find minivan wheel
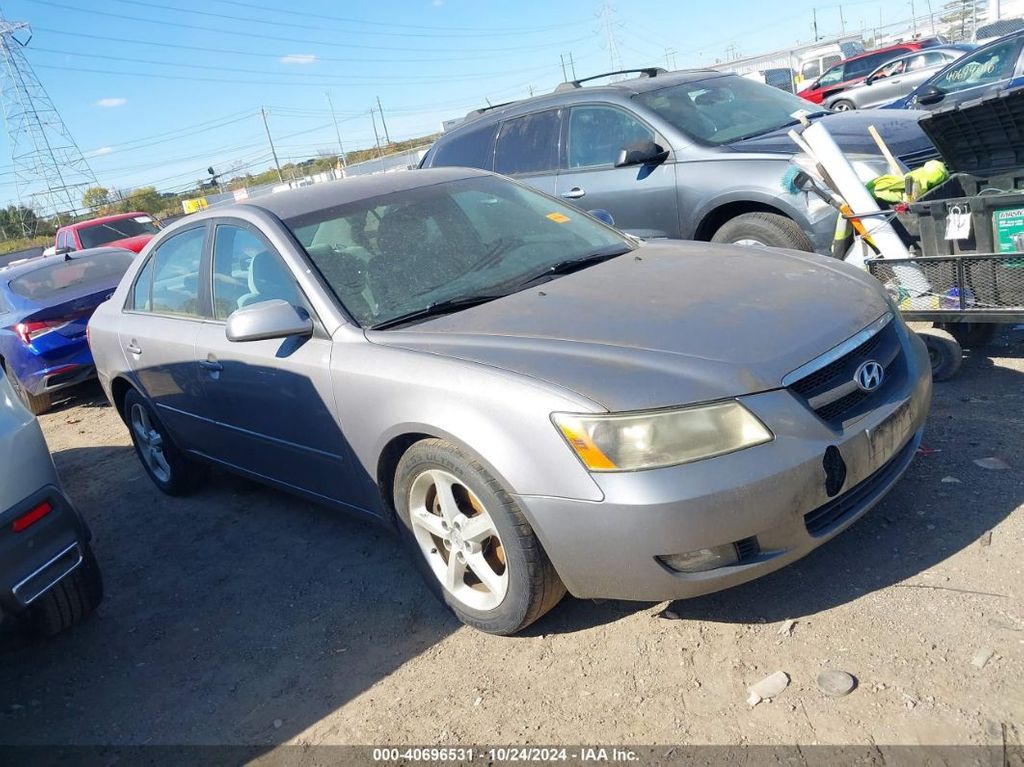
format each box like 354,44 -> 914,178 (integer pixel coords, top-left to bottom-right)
394,438 -> 566,635
123,388 -> 206,496
711,212 -> 814,251
2,360 -> 52,416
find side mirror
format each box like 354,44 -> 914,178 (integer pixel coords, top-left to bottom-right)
54,246 -> 73,256
225,299 -> 313,343
587,209 -> 615,226
916,84 -> 945,105
615,139 -> 669,168
865,74 -> 878,85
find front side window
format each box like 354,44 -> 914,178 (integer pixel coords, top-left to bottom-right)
78,215 -> 161,249
873,58 -> 908,80
567,106 -> 654,168
932,38 -> 1022,93
212,224 -> 305,320
286,176 -> 630,328
493,110 -> 560,175
147,227 -> 205,317
817,64 -> 845,86
638,75 -> 818,145
431,123 -> 498,170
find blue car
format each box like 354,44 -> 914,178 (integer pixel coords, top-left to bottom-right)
0,248 -> 136,414
884,29 -> 1024,110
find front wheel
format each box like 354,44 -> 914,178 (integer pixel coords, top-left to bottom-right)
711,212 -> 814,251
394,439 -> 565,635
830,99 -> 855,112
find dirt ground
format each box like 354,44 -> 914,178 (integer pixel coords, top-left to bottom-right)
1,328 -> 1022,752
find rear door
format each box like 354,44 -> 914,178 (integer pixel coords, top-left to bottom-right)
118,224 -> 211,447
192,220 -> 347,502
492,108 -> 561,196
555,104 -> 679,238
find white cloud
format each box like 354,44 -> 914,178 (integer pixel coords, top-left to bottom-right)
280,53 -> 316,65
85,146 -> 113,157
95,97 -> 127,108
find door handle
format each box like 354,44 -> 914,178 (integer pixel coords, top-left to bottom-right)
199,359 -> 223,372
561,187 -> 586,199
126,341 -> 142,355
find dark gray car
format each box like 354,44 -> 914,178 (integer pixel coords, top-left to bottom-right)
421,68 -> 937,253
88,169 -> 932,635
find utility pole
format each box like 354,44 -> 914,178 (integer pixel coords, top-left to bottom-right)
259,106 -> 283,184
812,8 -> 819,40
926,0 -> 935,33
370,109 -> 385,171
569,51 -> 577,79
665,48 -> 677,69
375,96 -> 391,145
839,6 -> 846,33
910,0 -> 918,35
325,92 -> 347,174
559,54 -> 568,81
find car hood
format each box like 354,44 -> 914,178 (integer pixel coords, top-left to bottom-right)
366,241 -> 890,411
103,234 -> 154,253
729,109 -> 930,159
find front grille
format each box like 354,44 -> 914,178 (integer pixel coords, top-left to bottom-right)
898,146 -> 941,169
788,319 -> 905,429
804,437 -> 917,536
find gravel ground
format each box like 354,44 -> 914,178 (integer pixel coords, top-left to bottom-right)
1,328 -> 1022,751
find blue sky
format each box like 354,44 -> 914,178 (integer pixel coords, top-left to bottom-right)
0,0 -> 914,208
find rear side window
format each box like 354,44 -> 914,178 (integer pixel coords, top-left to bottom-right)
493,110 -> 560,176
9,251 -> 135,300
431,123 -> 498,170
147,227 -> 205,317
131,257 -> 154,312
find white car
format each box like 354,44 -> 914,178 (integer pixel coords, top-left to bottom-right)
0,366 -> 102,635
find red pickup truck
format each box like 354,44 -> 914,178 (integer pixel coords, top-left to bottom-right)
54,212 -> 161,254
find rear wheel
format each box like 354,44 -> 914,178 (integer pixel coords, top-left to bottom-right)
123,388 -> 207,495
2,360 -> 52,416
830,99 -> 855,112
936,322 -> 1001,349
22,544 -> 103,637
918,328 -> 963,381
711,212 -> 814,251
394,439 -> 565,635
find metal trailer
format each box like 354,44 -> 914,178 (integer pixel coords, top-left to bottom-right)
867,253 -> 1024,379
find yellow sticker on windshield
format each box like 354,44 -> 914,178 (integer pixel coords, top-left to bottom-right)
546,212 -> 571,223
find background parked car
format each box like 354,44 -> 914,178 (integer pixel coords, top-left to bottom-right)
0,248 -> 136,414
798,42 -> 928,104
55,212 -> 162,255
422,68 -> 937,253
885,30 -> 1024,110
825,46 -> 973,111
0,364 -> 102,636
89,168 -> 931,635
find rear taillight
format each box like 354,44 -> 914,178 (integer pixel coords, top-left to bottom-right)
14,320 -> 65,346
12,501 -> 53,532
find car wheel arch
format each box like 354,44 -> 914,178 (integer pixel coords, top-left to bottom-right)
695,199 -> 804,242
110,375 -> 137,422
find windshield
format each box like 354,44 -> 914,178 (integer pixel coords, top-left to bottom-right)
285,175 -> 631,327
77,216 -> 161,249
10,251 -> 135,300
635,76 -> 819,145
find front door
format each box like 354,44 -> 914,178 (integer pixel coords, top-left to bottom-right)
555,105 -> 679,238
193,221 -> 348,502
118,224 -> 210,448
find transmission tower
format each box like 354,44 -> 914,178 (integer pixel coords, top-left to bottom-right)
598,2 -> 624,77
0,11 -> 98,232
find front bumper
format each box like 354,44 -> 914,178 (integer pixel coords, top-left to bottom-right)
0,486 -> 91,618
518,329 -> 932,601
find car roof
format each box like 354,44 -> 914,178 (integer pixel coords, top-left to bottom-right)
223,167 -> 491,221
64,212 -> 152,230
0,247 -> 133,281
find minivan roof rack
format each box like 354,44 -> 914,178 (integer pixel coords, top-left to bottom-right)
553,67 -> 667,92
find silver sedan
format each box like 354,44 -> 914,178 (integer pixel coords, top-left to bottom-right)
826,45 -> 973,110
88,168 -> 932,635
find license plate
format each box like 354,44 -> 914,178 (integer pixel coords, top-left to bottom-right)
866,399 -> 913,465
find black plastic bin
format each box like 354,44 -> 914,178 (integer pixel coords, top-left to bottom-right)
909,88 -> 1024,257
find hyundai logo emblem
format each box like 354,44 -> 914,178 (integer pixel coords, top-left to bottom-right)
854,360 -> 885,392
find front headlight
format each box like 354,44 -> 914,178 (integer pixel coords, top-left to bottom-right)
552,401 -> 773,472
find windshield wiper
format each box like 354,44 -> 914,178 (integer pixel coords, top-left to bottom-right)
730,112 -> 830,143
510,244 -> 632,288
370,293 -> 506,330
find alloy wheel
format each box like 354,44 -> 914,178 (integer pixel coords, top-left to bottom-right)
408,468 -> 509,611
130,403 -> 172,484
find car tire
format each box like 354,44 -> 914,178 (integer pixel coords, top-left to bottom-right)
917,328 -> 963,382
123,388 -> 207,496
22,544 -> 103,637
711,212 -> 814,251
830,99 -> 855,111
936,321 -> 1001,349
394,438 -> 566,635
2,360 -> 52,416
